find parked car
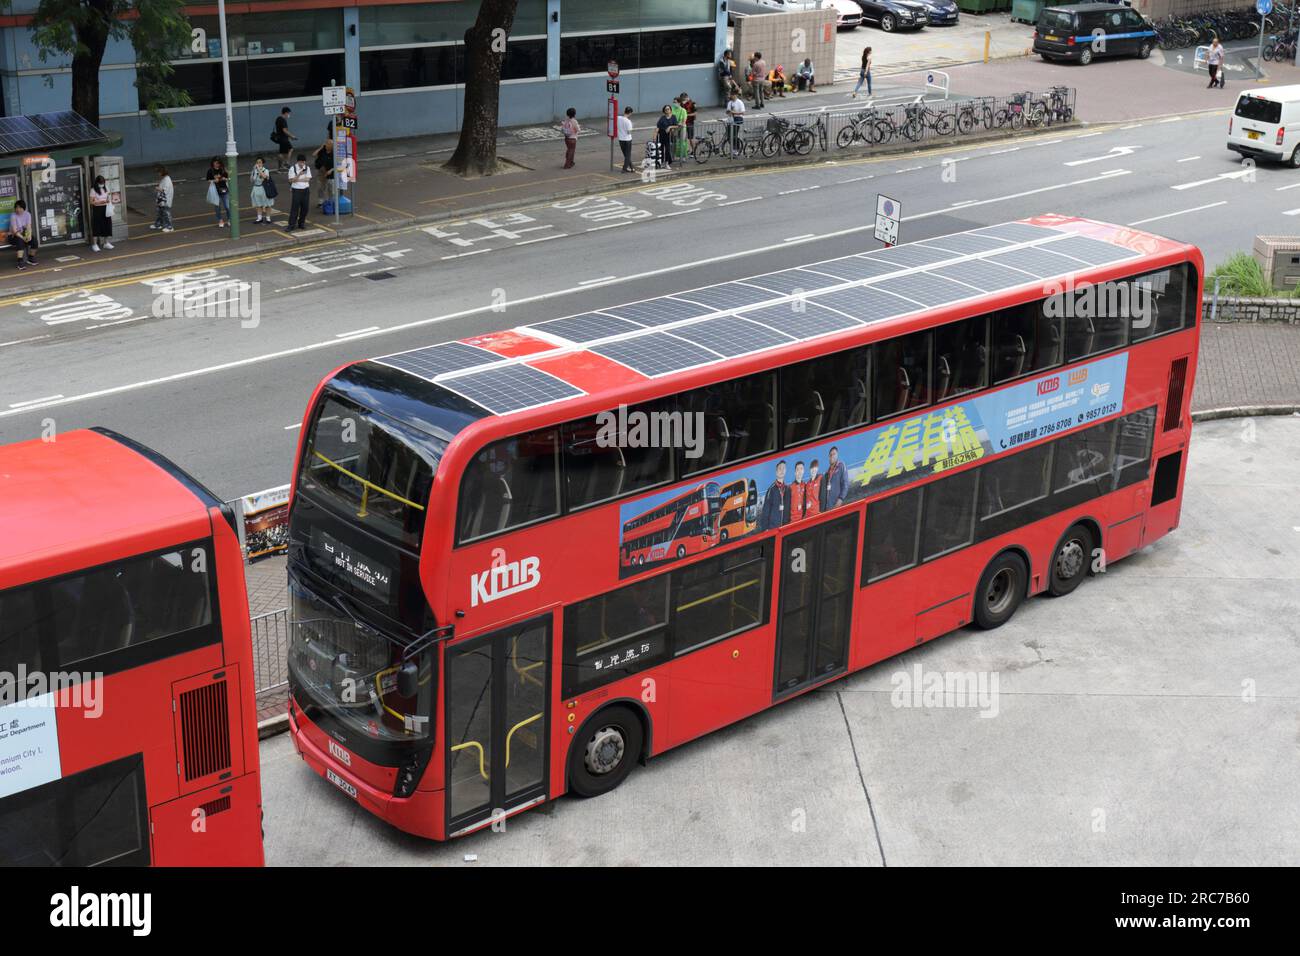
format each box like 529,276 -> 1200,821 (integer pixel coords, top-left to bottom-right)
825,0 -> 866,28
1033,3 -> 1155,65
857,0 -> 929,31
912,0 -> 960,25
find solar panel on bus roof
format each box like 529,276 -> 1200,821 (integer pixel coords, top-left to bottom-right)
741,268 -> 845,296
862,244 -> 956,269
931,257 -> 1038,293
600,296 -> 714,327
374,341 -> 502,379
530,312 -> 642,343
807,256 -> 904,282
916,232 -> 1013,256
674,281 -> 777,311
593,333 -> 720,377
874,272 -> 983,308
986,246 -> 1089,278
1042,235 -> 1139,266
812,285 -> 922,324
670,315 -> 795,356
742,302 -> 863,338
972,222 -> 1062,243
439,364 -> 584,413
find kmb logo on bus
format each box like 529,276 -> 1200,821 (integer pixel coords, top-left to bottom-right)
1037,376 -> 1061,396
471,555 -> 541,607
1068,368 -> 1089,386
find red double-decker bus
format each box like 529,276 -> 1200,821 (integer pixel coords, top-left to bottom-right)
285,215 -> 1198,840
0,428 -> 264,866
620,481 -> 721,568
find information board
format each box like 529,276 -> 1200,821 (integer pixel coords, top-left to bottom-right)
33,166 -> 85,245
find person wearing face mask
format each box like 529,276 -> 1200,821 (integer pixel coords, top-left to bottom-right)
89,175 -> 114,251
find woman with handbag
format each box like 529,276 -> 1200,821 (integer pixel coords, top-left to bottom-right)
250,157 -> 276,223
206,157 -> 231,228
151,165 -> 174,232
89,175 -> 114,252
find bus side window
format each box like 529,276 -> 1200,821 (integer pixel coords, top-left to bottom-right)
1053,420 -> 1117,494
873,331 -> 931,419
679,374 -> 776,476
920,469 -> 978,561
862,486 -> 922,584
781,345 -> 870,446
1130,265 -> 1189,342
934,315 -> 988,402
458,429 -> 560,543
0,587 -> 43,673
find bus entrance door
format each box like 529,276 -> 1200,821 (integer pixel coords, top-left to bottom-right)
444,614 -> 551,835
772,512 -> 860,700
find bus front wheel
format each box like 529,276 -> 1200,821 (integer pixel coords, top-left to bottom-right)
1049,524 -> 1094,596
973,552 -> 1028,629
568,705 -> 643,798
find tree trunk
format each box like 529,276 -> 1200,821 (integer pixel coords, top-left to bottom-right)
71,0 -> 113,126
444,0 -> 518,177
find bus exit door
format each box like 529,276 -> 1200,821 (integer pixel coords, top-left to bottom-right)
444,615 -> 550,835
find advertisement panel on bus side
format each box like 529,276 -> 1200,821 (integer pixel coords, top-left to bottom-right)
616,353 -> 1128,576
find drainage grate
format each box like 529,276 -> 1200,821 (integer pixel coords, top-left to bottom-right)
365,271 -> 396,281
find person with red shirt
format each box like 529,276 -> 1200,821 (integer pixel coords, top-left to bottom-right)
790,461 -> 808,521
804,459 -> 823,519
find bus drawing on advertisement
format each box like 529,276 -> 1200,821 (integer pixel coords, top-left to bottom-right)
283,215 -> 1200,841
0,428 -> 264,866
619,481 -> 721,569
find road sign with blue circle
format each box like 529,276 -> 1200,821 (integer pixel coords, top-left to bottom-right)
1257,0 -> 1273,18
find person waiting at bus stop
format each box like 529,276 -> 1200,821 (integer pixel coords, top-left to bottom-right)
8,199 -> 37,270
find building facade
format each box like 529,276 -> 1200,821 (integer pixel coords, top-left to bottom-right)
0,0 -> 726,164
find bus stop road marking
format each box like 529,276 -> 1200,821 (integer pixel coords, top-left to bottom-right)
1128,201 -> 1226,226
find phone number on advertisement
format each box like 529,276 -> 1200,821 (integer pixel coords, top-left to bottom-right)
1081,401 -> 1119,423
1036,416 -> 1075,437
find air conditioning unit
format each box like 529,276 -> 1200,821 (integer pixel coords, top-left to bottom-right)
1253,235 -> 1300,289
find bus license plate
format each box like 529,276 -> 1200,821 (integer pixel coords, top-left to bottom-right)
1247,130 -> 1261,140
326,768 -> 357,799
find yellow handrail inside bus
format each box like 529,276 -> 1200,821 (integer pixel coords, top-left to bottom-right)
451,740 -> 487,781
510,634 -> 545,689
676,578 -> 757,613
506,713 -> 542,768
311,450 -> 427,516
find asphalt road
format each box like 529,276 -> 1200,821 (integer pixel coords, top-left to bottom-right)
0,109 -> 1285,500
260,415 -> 1300,865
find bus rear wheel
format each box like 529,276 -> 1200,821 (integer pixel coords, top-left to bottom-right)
973,552 -> 1028,629
568,705 -> 643,798
1049,523 -> 1094,596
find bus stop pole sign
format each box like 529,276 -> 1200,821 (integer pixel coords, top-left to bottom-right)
874,194 -> 901,247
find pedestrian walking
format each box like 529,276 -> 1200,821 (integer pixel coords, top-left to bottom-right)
9,199 -> 37,270
670,96 -> 689,163
726,90 -> 746,156
852,48 -> 873,98
250,157 -> 275,222
273,107 -> 295,170
617,106 -> 635,173
561,107 -> 580,168
151,165 -> 174,232
287,153 -> 312,231
718,49 -> 736,98
1207,37 -> 1224,88
206,157 -> 231,228
655,105 -> 677,170
750,52 -> 768,109
88,175 -> 114,251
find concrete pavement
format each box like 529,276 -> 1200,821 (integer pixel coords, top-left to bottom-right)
259,415 -> 1300,865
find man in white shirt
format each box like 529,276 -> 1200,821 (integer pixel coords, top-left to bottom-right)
287,153 -> 312,231
617,106 -> 635,173
726,93 -> 746,156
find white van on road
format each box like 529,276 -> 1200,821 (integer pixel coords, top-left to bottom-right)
1228,85 -> 1300,166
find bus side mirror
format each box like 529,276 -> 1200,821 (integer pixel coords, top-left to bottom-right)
397,660 -> 420,698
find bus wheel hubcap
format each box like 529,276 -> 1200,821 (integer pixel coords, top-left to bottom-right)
1058,540 -> 1084,579
986,569 -> 1014,615
586,727 -> 625,775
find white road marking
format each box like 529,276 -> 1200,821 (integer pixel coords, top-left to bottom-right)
586,222 -> 633,231
1076,131 -> 1103,138
656,209 -> 698,218
1064,145 -> 1140,166
9,394 -> 63,408
284,422 -> 302,430
717,196 -> 762,206
1031,139 -> 1063,147
838,176 -> 874,183
1128,201 -> 1227,225
0,334 -> 51,348
1172,168 -> 1253,190
272,280 -> 328,293
1120,123 -> 1140,130
1282,207 -> 1300,216
786,233 -> 816,241
0,169 -> 1142,421
579,276 -> 616,285
1277,182 -> 1300,191
335,326 -> 381,337
989,147 -> 1020,155
515,234 -> 567,245
441,248 -> 492,259
55,255 -> 80,263
1177,156 -> 1201,163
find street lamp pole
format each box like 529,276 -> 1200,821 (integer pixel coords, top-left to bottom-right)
217,0 -> 240,239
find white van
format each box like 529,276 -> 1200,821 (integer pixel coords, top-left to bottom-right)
1228,85 -> 1300,165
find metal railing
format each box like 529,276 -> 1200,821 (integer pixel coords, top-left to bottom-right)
252,607 -> 291,696
672,88 -> 1076,168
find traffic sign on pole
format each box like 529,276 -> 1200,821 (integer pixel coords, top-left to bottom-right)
874,194 -> 901,247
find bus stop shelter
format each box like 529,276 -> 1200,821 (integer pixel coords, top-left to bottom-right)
0,112 -> 125,248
